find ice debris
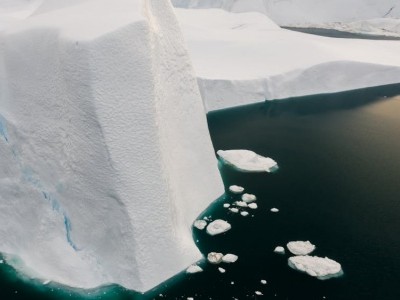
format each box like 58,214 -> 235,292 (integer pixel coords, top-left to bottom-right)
229,185 -> 244,194
193,220 -> 207,230
229,207 -> 239,213
242,193 -> 257,203
274,246 -> 285,254
206,220 -> 231,236
287,241 -> 316,255
240,211 -> 249,217
248,203 -> 258,209
235,201 -> 248,207
186,265 -> 203,274
207,252 -> 224,264
255,291 -> 263,295
217,150 -> 278,173
222,254 -> 238,263
223,203 -> 230,208
260,279 -> 267,285
270,208 -> 279,213
218,267 -> 226,273
288,256 -> 343,279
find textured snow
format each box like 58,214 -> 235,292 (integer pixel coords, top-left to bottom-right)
242,193 -> 257,203
229,185 -> 244,194
287,241 -> 316,256
218,150 -> 278,173
186,265 -> 203,274
288,256 -> 343,279
222,254 -> 238,263
194,220 -> 208,230
0,0 -> 223,292
174,7 -> 400,111
274,246 -> 285,254
207,252 -> 224,264
206,220 -> 232,235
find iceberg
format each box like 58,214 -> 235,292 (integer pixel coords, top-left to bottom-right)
287,241 -> 316,256
186,265 -> 203,274
248,203 -> 258,209
207,252 -> 224,264
218,150 -> 278,173
242,193 -> 257,203
0,0 -> 223,292
206,220 -> 232,236
270,208 -> 279,213
222,254 -> 238,263
274,246 -> 285,255
229,185 -> 244,194
194,220 -> 208,230
288,256 -> 343,279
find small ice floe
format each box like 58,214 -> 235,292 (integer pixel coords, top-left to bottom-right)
187,298 -> 194,300
248,203 -> 258,209
193,220 -> 207,230
223,203 -> 230,208
287,241 -> 315,255
206,220 -> 231,236
260,279 -> 267,285
274,246 -> 285,254
270,208 -> 279,213
235,201 -> 248,208
240,211 -> 249,217
218,267 -> 226,273
208,252 -> 224,264
222,254 -> 238,263
229,185 -> 244,194
255,291 -> 263,295
186,265 -> 203,274
242,193 -> 257,203
288,256 -> 343,279
217,150 -> 278,173
229,207 -> 239,213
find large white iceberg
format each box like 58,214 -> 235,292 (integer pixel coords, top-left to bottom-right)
288,256 -> 343,279
0,0 -> 223,292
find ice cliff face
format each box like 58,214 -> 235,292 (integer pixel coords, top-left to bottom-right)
0,0 -> 223,292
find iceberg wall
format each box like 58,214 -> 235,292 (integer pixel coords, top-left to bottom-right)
0,0 -> 223,292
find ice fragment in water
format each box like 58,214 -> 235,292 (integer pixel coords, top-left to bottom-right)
241,193 -> 256,203
186,265 -> 203,274
274,246 -> 285,254
248,203 -> 258,209
222,254 -> 238,263
206,220 -> 231,236
287,241 -> 315,255
217,150 -> 278,173
193,220 -> 207,230
218,267 -> 226,273
288,256 -> 343,279
229,185 -> 244,194
271,208 -> 279,213
235,201 -> 247,207
207,252 -> 223,264
229,207 -> 239,213
240,211 -> 249,217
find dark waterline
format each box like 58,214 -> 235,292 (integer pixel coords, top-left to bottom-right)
283,26 -> 400,40
1,84 -> 400,300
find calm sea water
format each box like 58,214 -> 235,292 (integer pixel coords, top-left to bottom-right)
1,84 -> 400,300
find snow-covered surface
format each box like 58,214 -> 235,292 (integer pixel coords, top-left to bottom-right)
287,241 -> 316,256
222,254 -> 238,263
218,150 -> 278,173
242,193 -> 257,203
194,220 -> 208,230
274,246 -> 285,254
174,8 -> 400,111
288,256 -> 343,279
186,265 -> 203,274
206,220 -> 232,235
0,0 -> 224,292
229,185 -> 244,194
207,252 -> 223,264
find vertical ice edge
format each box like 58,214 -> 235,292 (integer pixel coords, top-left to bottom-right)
0,0 -> 223,292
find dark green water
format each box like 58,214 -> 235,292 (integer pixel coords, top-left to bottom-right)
1,84 -> 400,299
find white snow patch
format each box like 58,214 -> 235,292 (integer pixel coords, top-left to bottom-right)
240,211 -> 249,217
229,185 -> 244,194
234,201 -> 248,208
222,254 -> 238,263
270,208 -> 279,213
287,241 -> 316,256
288,256 -> 343,279
218,267 -> 226,273
248,203 -> 258,209
242,193 -> 257,203
193,220 -> 207,230
207,252 -> 224,264
206,220 -> 232,236
186,265 -> 203,274
274,246 -> 285,254
218,150 -> 278,173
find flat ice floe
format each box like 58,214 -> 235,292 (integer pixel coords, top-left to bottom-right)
186,265 -> 203,274
248,203 -> 258,209
229,208 -> 239,213
222,254 -> 238,263
270,208 -> 279,213
288,256 -> 343,279
206,220 -> 232,236
217,150 -> 278,173
193,220 -> 207,230
229,185 -> 244,194
234,201 -> 248,208
241,193 -> 257,203
207,252 -> 224,264
287,241 -> 316,255
274,246 -> 285,254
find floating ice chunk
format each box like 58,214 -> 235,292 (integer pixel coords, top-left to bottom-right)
186,265 -> 203,274
229,208 -> 239,213
260,279 -> 267,285
255,291 -> 263,295
223,203 -> 230,208
193,220 -> 207,230
187,298 -> 194,300
287,241 -> 316,255
248,203 -> 258,209
206,220 -> 231,236
235,201 -> 248,208
240,211 -> 249,217
274,246 -> 285,254
288,256 -> 343,279
229,185 -> 244,194
241,193 -> 257,203
218,267 -> 226,273
270,208 -> 279,213
222,254 -> 238,263
217,150 -> 278,173
207,252 -> 223,264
